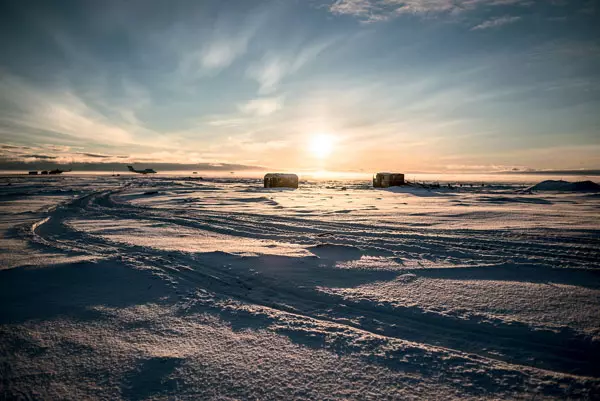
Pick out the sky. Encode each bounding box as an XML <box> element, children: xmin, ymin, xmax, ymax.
<box><xmin>0</xmin><ymin>0</ymin><xmax>598</xmax><ymax>173</ymax></box>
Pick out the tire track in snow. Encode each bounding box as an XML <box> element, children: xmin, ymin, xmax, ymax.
<box><xmin>25</xmin><ymin>185</ymin><xmax>600</xmax><ymax>383</ymax></box>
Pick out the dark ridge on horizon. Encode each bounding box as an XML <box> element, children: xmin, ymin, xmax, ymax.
<box><xmin>0</xmin><ymin>161</ymin><xmax>264</xmax><ymax>172</ymax></box>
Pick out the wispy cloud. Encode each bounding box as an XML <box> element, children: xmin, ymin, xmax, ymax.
<box><xmin>0</xmin><ymin>75</ymin><xmax>134</xmax><ymax>145</ymax></box>
<box><xmin>247</xmin><ymin>56</ymin><xmax>288</xmax><ymax>94</ymax></box>
<box><xmin>472</xmin><ymin>15</ymin><xmax>521</xmax><ymax>30</ymax></box>
<box><xmin>179</xmin><ymin>34</ymin><xmax>252</xmax><ymax>77</ymax></box>
<box><xmin>239</xmin><ymin>96</ymin><xmax>284</xmax><ymax>116</ymax></box>
<box><xmin>246</xmin><ymin>39</ymin><xmax>337</xmax><ymax>94</ymax></box>
<box><xmin>207</xmin><ymin>117</ymin><xmax>249</xmax><ymax>128</ymax></box>
<box><xmin>0</xmin><ymin>0</ymin><xmax>597</xmax><ymax>172</ymax></box>
<box><xmin>0</xmin><ymin>141</ymin><xmax>219</xmax><ymax>165</ymax></box>
<box><xmin>0</xmin><ymin>73</ymin><xmax>184</xmax><ymax>154</ymax></box>
<box><xmin>0</xmin><ymin>143</ymin><xmax>114</xmax><ymax>164</ymax></box>
<box><xmin>177</xmin><ymin>6</ymin><xmax>269</xmax><ymax>76</ymax></box>
<box><xmin>329</xmin><ymin>0</ymin><xmax>530</xmax><ymax>22</ymax></box>
<box><xmin>78</xmin><ymin>152</ymin><xmax>113</xmax><ymax>158</ymax></box>
<box><xmin>200</xmin><ymin>40</ymin><xmax>248</xmax><ymax>69</ymax></box>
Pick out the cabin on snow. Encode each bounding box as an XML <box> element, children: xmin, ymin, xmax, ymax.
<box><xmin>373</xmin><ymin>172</ymin><xmax>405</xmax><ymax>188</ymax></box>
<box><xmin>264</xmin><ymin>173</ymin><xmax>299</xmax><ymax>189</ymax></box>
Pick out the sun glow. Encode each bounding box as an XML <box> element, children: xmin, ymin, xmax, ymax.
<box><xmin>309</xmin><ymin>134</ymin><xmax>335</xmax><ymax>159</ymax></box>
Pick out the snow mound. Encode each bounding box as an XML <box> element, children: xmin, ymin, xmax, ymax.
<box><xmin>307</xmin><ymin>244</ymin><xmax>364</xmax><ymax>261</ymax></box>
<box><xmin>528</xmin><ymin>180</ymin><xmax>600</xmax><ymax>192</ymax></box>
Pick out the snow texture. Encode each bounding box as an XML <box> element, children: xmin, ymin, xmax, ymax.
<box><xmin>528</xmin><ymin>180</ymin><xmax>600</xmax><ymax>192</ymax></box>
<box><xmin>1</xmin><ymin>174</ymin><xmax>599</xmax><ymax>400</ymax></box>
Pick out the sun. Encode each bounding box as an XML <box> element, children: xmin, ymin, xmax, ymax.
<box><xmin>309</xmin><ymin>134</ymin><xmax>335</xmax><ymax>159</ymax></box>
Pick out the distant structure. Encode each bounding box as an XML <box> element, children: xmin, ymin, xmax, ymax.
<box><xmin>49</xmin><ymin>169</ymin><xmax>71</xmax><ymax>175</ymax></box>
<box><xmin>373</xmin><ymin>172</ymin><xmax>405</xmax><ymax>188</ymax></box>
<box><xmin>41</xmin><ymin>170</ymin><xmax>48</xmax><ymax>175</ymax></box>
<box><xmin>28</xmin><ymin>171</ymin><xmax>38</xmax><ymax>175</ymax></box>
<box><xmin>127</xmin><ymin>165</ymin><xmax>157</xmax><ymax>174</ymax></box>
<box><xmin>264</xmin><ymin>173</ymin><xmax>299</xmax><ymax>189</ymax></box>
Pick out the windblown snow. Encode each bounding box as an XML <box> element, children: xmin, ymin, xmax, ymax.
<box><xmin>1</xmin><ymin>175</ymin><xmax>599</xmax><ymax>399</ymax></box>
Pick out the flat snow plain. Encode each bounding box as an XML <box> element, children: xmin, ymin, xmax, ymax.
<box><xmin>1</xmin><ymin>174</ymin><xmax>599</xmax><ymax>400</ymax></box>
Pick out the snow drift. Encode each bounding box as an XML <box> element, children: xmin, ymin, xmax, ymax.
<box><xmin>528</xmin><ymin>179</ymin><xmax>600</xmax><ymax>192</ymax></box>
<box><xmin>1</xmin><ymin>174</ymin><xmax>599</xmax><ymax>399</ymax></box>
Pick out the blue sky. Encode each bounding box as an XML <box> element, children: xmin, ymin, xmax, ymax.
<box><xmin>0</xmin><ymin>0</ymin><xmax>598</xmax><ymax>172</ymax></box>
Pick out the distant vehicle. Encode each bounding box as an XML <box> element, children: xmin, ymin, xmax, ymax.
<box><xmin>264</xmin><ymin>173</ymin><xmax>299</xmax><ymax>189</ymax></box>
<box><xmin>127</xmin><ymin>165</ymin><xmax>157</xmax><ymax>174</ymax></box>
<box><xmin>49</xmin><ymin>169</ymin><xmax>71</xmax><ymax>175</ymax></box>
<box><xmin>28</xmin><ymin>171</ymin><xmax>38</xmax><ymax>175</ymax></box>
<box><xmin>373</xmin><ymin>172</ymin><xmax>405</xmax><ymax>188</ymax></box>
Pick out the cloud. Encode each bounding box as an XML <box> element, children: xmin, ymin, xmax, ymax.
<box><xmin>247</xmin><ymin>56</ymin><xmax>288</xmax><ymax>94</ymax></box>
<box><xmin>1</xmin><ymin>1</ymin><xmax>596</xmax><ymax>173</ymax></box>
<box><xmin>0</xmin><ymin>142</ymin><xmax>127</xmax><ymax>164</ymax></box>
<box><xmin>78</xmin><ymin>152</ymin><xmax>112</xmax><ymax>158</ymax></box>
<box><xmin>201</xmin><ymin>39</ymin><xmax>248</xmax><ymax>70</ymax></box>
<box><xmin>329</xmin><ymin>0</ymin><xmax>530</xmax><ymax>22</ymax></box>
<box><xmin>44</xmin><ymin>145</ymin><xmax>74</xmax><ymax>152</ymax></box>
<box><xmin>329</xmin><ymin>0</ymin><xmax>375</xmax><ymax>18</ymax></box>
<box><xmin>247</xmin><ymin>39</ymin><xmax>337</xmax><ymax>94</ymax></box>
<box><xmin>207</xmin><ymin>117</ymin><xmax>248</xmax><ymax>128</ymax></box>
<box><xmin>176</xmin><ymin>5</ymin><xmax>270</xmax><ymax>76</ymax></box>
<box><xmin>0</xmin><ymin>74</ymin><xmax>185</xmax><ymax>154</ymax></box>
<box><xmin>21</xmin><ymin>154</ymin><xmax>58</xmax><ymax>159</ymax></box>
<box><xmin>472</xmin><ymin>15</ymin><xmax>521</xmax><ymax>30</ymax></box>
<box><xmin>0</xmin><ymin>159</ymin><xmax>264</xmax><ymax>172</ymax></box>
<box><xmin>442</xmin><ymin>163</ymin><xmax>532</xmax><ymax>172</ymax></box>
<box><xmin>239</xmin><ymin>97</ymin><xmax>284</xmax><ymax>116</ymax></box>
<box><xmin>0</xmin><ymin>75</ymin><xmax>135</xmax><ymax>145</ymax></box>
<box><xmin>0</xmin><ymin>140</ymin><xmax>242</xmax><ymax>166</ymax></box>
<box><xmin>179</xmin><ymin>36</ymin><xmax>251</xmax><ymax>76</ymax></box>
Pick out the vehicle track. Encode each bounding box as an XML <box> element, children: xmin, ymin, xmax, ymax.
<box><xmin>25</xmin><ymin>186</ymin><xmax>600</xmax><ymax>383</ymax></box>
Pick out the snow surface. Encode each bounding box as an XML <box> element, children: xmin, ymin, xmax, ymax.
<box><xmin>1</xmin><ymin>174</ymin><xmax>599</xmax><ymax>399</ymax></box>
<box><xmin>528</xmin><ymin>180</ymin><xmax>600</xmax><ymax>192</ymax></box>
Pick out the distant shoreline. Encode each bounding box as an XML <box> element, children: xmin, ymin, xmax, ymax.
<box><xmin>1</xmin><ymin>168</ymin><xmax>598</xmax><ymax>176</ymax></box>
<box><xmin>1</xmin><ymin>170</ymin><xmax>598</xmax><ymax>186</ymax></box>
